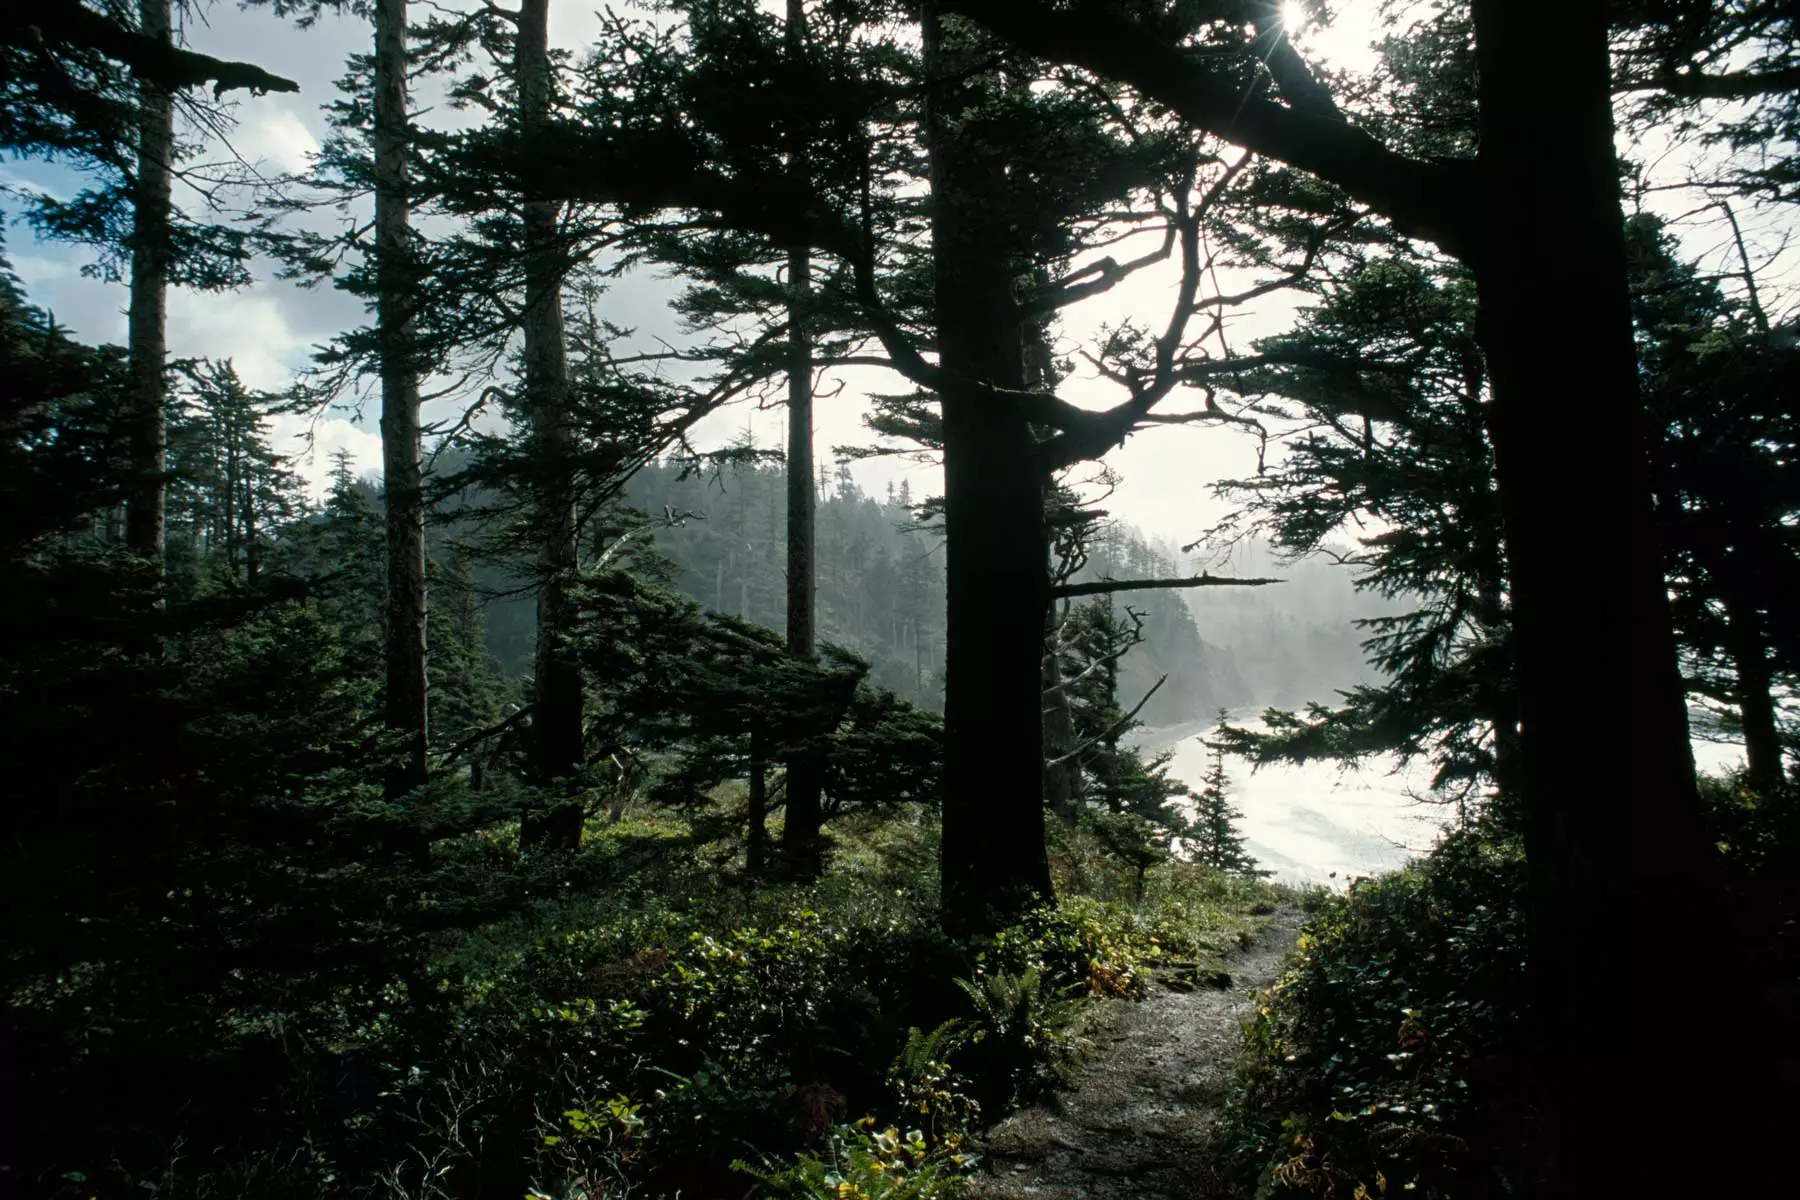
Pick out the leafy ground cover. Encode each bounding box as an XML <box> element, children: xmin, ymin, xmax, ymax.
<box><xmin>15</xmin><ymin>802</ymin><xmax>1279</xmax><ymax>1200</ymax></box>
<box><xmin>1218</xmin><ymin>771</ymin><xmax>1800</xmax><ymax>1199</ymax></box>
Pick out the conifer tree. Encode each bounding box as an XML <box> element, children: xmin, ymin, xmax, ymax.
<box><xmin>3</xmin><ymin>0</ymin><xmax>288</xmax><ymax>577</ymax></box>
<box><xmin>244</xmin><ymin>0</ymin><xmax>440</xmax><ymax>804</ymax></box>
<box><xmin>626</xmin><ymin>455</ymin><xmax>953</xmax><ymax>714</ymax></box>
<box><xmin>299</xmin><ymin>450</ymin><xmax>388</xmax><ymax>658</ymax></box>
<box><xmin>1628</xmin><ymin>215</ymin><xmax>1798</xmax><ymax>800</ymax></box>
<box><xmin>428</xmin><ymin>546</ymin><xmax>510</xmax><ymax>755</ymax></box>
<box><xmin>372</xmin><ymin>0</ymin><xmax>431</xmax><ymax>802</ymax></box>
<box><xmin>919</xmin><ymin>3</ymin><xmax>1054</xmax><ymax>925</ymax></box>
<box><xmin>1188</xmin><ymin>738</ymin><xmax>1261</xmax><ymax>877</ymax></box>
<box><xmin>1207</xmin><ymin>254</ymin><xmax>1517</xmax><ymax>808</ymax></box>
<box><xmin>123</xmin><ymin>0</ymin><xmax>174</xmax><ymax>567</ymax></box>
<box><xmin>515</xmin><ymin>0</ymin><xmax>587</xmax><ymax>848</ymax></box>
<box><xmin>781</xmin><ymin>0</ymin><xmax>827</xmax><ymax>878</ymax></box>
<box><xmin>164</xmin><ymin>359</ymin><xmax>305</xmax><ymax>590</ymax></box>
<box><xmin>0</xmin><ymin>263</ymin><xmax>493</xmax><ymax>1194</ymax></box>
<box><xmin>1057</xmin><ymin>599</ymin><xmax>1190</xmax><ymax>820</ymax></box>
<box><xmin>923</xmin><ymin>4</ymin><xmax>1749</xmax><ymax>1180</ymax></box>
<box><xmin>447</xmin><ymin>0</ymin><xmax>1319</xmax><ymax>929</ymax></box>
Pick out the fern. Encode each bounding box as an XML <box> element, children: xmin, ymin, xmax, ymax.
<box><xmin>889</xmin><ymin>1021</ymin><xmax>979</xmax><ymax>1146</ymax></box>
<box><xmin>951</xmin><ymin>969</ymin><xmax>1083</xmax><ymax>1108</ymax></box>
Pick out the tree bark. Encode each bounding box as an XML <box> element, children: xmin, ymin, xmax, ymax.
<box><xmin>1720</xmin><ymin>553</ymin><xmax>1783</xmax><ymax>796</ymax></box>
<box><xmin>929</xmin><ymin>0</ymin><xmax>1734</xmax><ymax>1182</ymax></box>
<box><xmin>1469</xmin><ymin>0</ymin><xmax>1718</xmax><ymax>1190</ymax></box>
<box><xmin>125</xmin><ymin>0</ymin><xmax>173</xmax><ymax>568</ymax></box>
<box><xmin>222</xmin><ymin>416</ymin><xmax>240</xmax><ymax>576</ymax></box>
<box><xmin>517</xmin><ymin>0</ymin><xmax>585</xmax><ymax>851</ymax></box>
<box><xmin>1042</xmin><ymin>604</ymin><xmax>1080</xmax><ymax>822</ymax></box>
<box><xmin>925</xmin><ymin>5</ymin><xmax>1054</xmax><ymax>933</ymax></box>
<box><xmin>781</xmin><ymin>241</ymin><xmax>827</xmax><ymax>875</ymax></box>
<box><xmin>1733</xmin><ymin>621</ymin><xmax>1783</xmax><ymax>796</ymax></box>
<box><xmin>747</xmin><ymin>732</ymin><xmax>769</xmax><ymax>875</ymax></box>
<box><xmin>243</xmin><ymin>462</ymin><xmax>258</xmax><ymax>582</ymax></box>
<box><xmin>1098</xmin><ymin>605</ymin><xmax>1122</xmax><ymax>811</ymax></box>
<box><xmin>780</xmin><ymin>0</ymin><xmax>827</xmax><ymax>880</ymax></box>
<box><xmin>1483</xmin><ymin>644</ymin><xmax>1523</xmax><ymax>821</ymax></box>
<box><xmin>18</xmin><ymin>3</ymin><xmax>300</xmax><ymax>96</ymax></box>
<box><xmin>374</xmin><ymin>0</ymin><xmax>430</xmax><ymax>801</ymax></box>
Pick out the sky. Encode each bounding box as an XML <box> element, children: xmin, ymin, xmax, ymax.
<box><xmin>3</xmin><ymin>1</ymin><xmax>1793</xmax><ymax>544</ymax></box>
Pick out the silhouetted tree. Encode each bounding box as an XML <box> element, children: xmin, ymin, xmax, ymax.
<box><xmin>369</xmin><ymin>0</ymin><xmax>431</xmax><ymax>802</ymax></box>
<box><xmin>512</xmin><ymin>0</ymin><xmax>587</xmax><ymax>849</ymax></box>
<box><xmin>1209</xmin><ymin>255</ymin><xmax>1516</xmax><ymax>810</ymax></box>
<box><xmin>164</xmin><ymin>359</ymin><xmax>305</xmax><ymax>590</ymax></box>
<box><xmin>122</xmin><ymin>0</ymin><xmax>173</xmax><ymax>566</ymax></box>
<box><xmin>780</xmin><ymin>0</ymin><xmax>827</xmax><ymax>880</ymax></box>
<box><xmin>929</xmin><ymin>2</ymin><xmax>1733</xmax><ymax>1183</ymax></box>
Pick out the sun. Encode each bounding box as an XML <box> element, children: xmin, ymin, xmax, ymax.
<box><xmin>1280</xmin><ymin>1</ymin><xmax>1308</xmax><ymax>30</ymax></box>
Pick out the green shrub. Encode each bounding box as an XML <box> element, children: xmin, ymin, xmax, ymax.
<box><xmin>951</xmin><ymin>968</ymin><xmax>1082</xmax><ymax>1109</ymax></box>
<box><xmin>887</xmin><ymin>1022</ymin><xmax>981</xmax><ymax>1149</ymax></box>
<box><xmin>33</xmin><ymin>809</ymin><xmax>1279</xmax><ymax>1199</ymax></box>
<box><xmin>1698</xmin><ymin>767</ymin><xmax>1800</xmax><ymax>875</ymax></box>
<box><xmin>990</xmin><ymin>884</ymin><xmax>1269</xmax><ymax>1000</ymax></box>
<box><xmin>389</xmin><ymin>889</ymin><xmax>949</xmax><ymax>1195</ymax></box>
<box><xmin>735</xmin><ymin>1120</ymin><xmax>970</xmax><ymax>1200</ymax></box>
<box><xmin>992</xmin><ymin>895</ymin><xmax>1160</xmax><ymax>998</ymax></box>
<box><xmin>1217</xmin><ymin>828</ymin><xmax>1534</xmax><ymax>1199</ymax></box>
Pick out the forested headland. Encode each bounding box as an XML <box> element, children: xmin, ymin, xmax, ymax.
<box><xmin>2</xmin><ymin>1</ymin><xmax>1796</xmax><ymax>1197</ymax></box>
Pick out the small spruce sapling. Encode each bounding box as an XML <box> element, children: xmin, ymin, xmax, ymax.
<box><xmin>1189</xmin><ymin>727</ymin><xmax>1264</xmax><ymax>877</ymax></box>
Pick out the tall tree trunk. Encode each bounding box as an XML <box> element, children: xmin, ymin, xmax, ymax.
<box><xmin>1484</xmin><ymin>678</ymin><xmax>1523</xmax><ymax>821</ymax></box>
<box><xmin>1470</xmin><ymin>1</ymin><xmax>1719</xmax><ymax>1190</ymax></box>
<box><xmin>926</xmin><ymin>5</ymin><xmax>1053</xmax><ymax>933</ymax></box>
<box><xmin>374</xmin><ymin>0</ymin><xmax>430</xmax><ymax>801</ymax></box>
<box><xmin>1720</xmin><ymin>553</ymin><xmax>1783</xmax><ymax>796</ymax></box>
<box><xmin>125</xmin><ymin>0</ymin><xmax>174</xmax><ymax>567</ymax></box>
<box><xmin>1098</xmin><ymin>602</ymin><xmax>1121</xmax><ymax>810</ymax></box>
<box><xmin>1042</xmin><ymin>605</ymin><xmax>1079</xmax><ymax>822</ymax></box>
<box><xmin>747</xmin><ymin>732</ymin><xmax>769</xmax><ymax>875</ymax></box>
<box><xmin>517</xmin><ymin>0</ymin><xmax>585</xmax><ymax>851</ymax></box>
<box><xmin>223</xmin><ymin>424</ymin><xmax>239</xmax><ymax>579</ymax></box>
<box><xmin>781</xmin><ymin>0</ymin><xmax>826</xmax><ymax>880</ymax></box>
<box><xmin>244</xmin><ymin>490</ymin><xmax>258</xmax><ymax>582</ymax></box>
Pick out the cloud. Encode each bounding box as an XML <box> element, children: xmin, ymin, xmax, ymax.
<box><xmin>235</xmin><ymin>103</ymin><xmax>321</xmax><ymax>175</ymax></box>
<box><xmin>5</xmin><ymin>0</ymin><xmax>1430</xmax><ymax>549</ymax></box>
<box><xmin>8</xmin><ymin>247</ymin><xmax>128</xmax><ymax>344</ymax></box>
<box><xmin>167</xmin><ymin>286</ymin><xmax>313</xmax><ymax>389</ymax></box>
<box><xmin>270</xmin><ymin>411</ymin><xmax>385</xmax><ymax>500</ymax></box>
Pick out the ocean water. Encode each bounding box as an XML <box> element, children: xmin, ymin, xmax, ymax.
<box><xmin>1135</xmin><ymin>712</ymin><xmax>1751</xmax><ymax>889</ymax></box>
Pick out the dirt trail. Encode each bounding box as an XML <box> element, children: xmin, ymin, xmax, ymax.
<box><xmin>968</xmin><ymin>908</ymin><xmax>1305</xmax><ymax>1200</ymax></box>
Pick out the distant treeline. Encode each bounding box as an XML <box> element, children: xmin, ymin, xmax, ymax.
<box><xmin>466</xmin><ymin>453</ymin><xmax>1378</xmax><ymax>725</ymax></box>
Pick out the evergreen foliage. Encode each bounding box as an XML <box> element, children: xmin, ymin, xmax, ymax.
<box><xmin>6</xmin><ymin>2</ymin><xmax>1800</xmax><ymax>1196</ymax></box>
<box><xmin>1189</xmin><ymin>737</ymin><xmax>1264</xmax><ymax>877</ymax></box>
<box><xmin>1219</xmin><ymin>828</ymin><xmax>1536</xmax><ymax>1198</ymax></box>
<box><xmin>625</xmin><ymin>454</ymin><xmax>952</xmax><ymax>713</ymax></box>
<box><xmin>163</xmin><ymin>360</ymin><xmax>305</xmax><ymax>591</ymax></box>
<box><xmin>1050</xmin><ymin>597</ymin><xmax>1262</xmax><ymax>891</ymax></box>
<box><xmin>1206</xmin><ymin>253</ymin><xmax>1517</xmax><ymax>805</ymax></box>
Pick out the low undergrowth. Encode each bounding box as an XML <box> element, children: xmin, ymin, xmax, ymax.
<box><xmin>22</xmin><ymin>806</ymin><xmax>1282</xmax><ymax>1200</ymax></box>
<box><xmin>1217</xmin><ymin>828</ymin><xmax>1534</xmax><ymax>1199</ymax></box>
<box><xmin>1218</xmin><ymin>770</ymin><xmax>1800</xmax><ymax>1200</ymax></box>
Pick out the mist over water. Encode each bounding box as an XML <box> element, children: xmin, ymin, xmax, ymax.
<box><xmin>1138</xmin><ymin>713</ymin><xmax>1755</xmax><ymax>889</ymax></box>
<box><xmin>1131</xmin><ymin>541</ymin><xmax>1756</xmax><ymax>887</ymax></box>
<box><xmin>1121</xmin><ymin>542</ymin><xmax>1448</xmax><ymax>888</ymax></box>
<box><xmin>1137</xmin><ymin>713</ymin><xmax>1449</xmax><ymax>889</ymax></box>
